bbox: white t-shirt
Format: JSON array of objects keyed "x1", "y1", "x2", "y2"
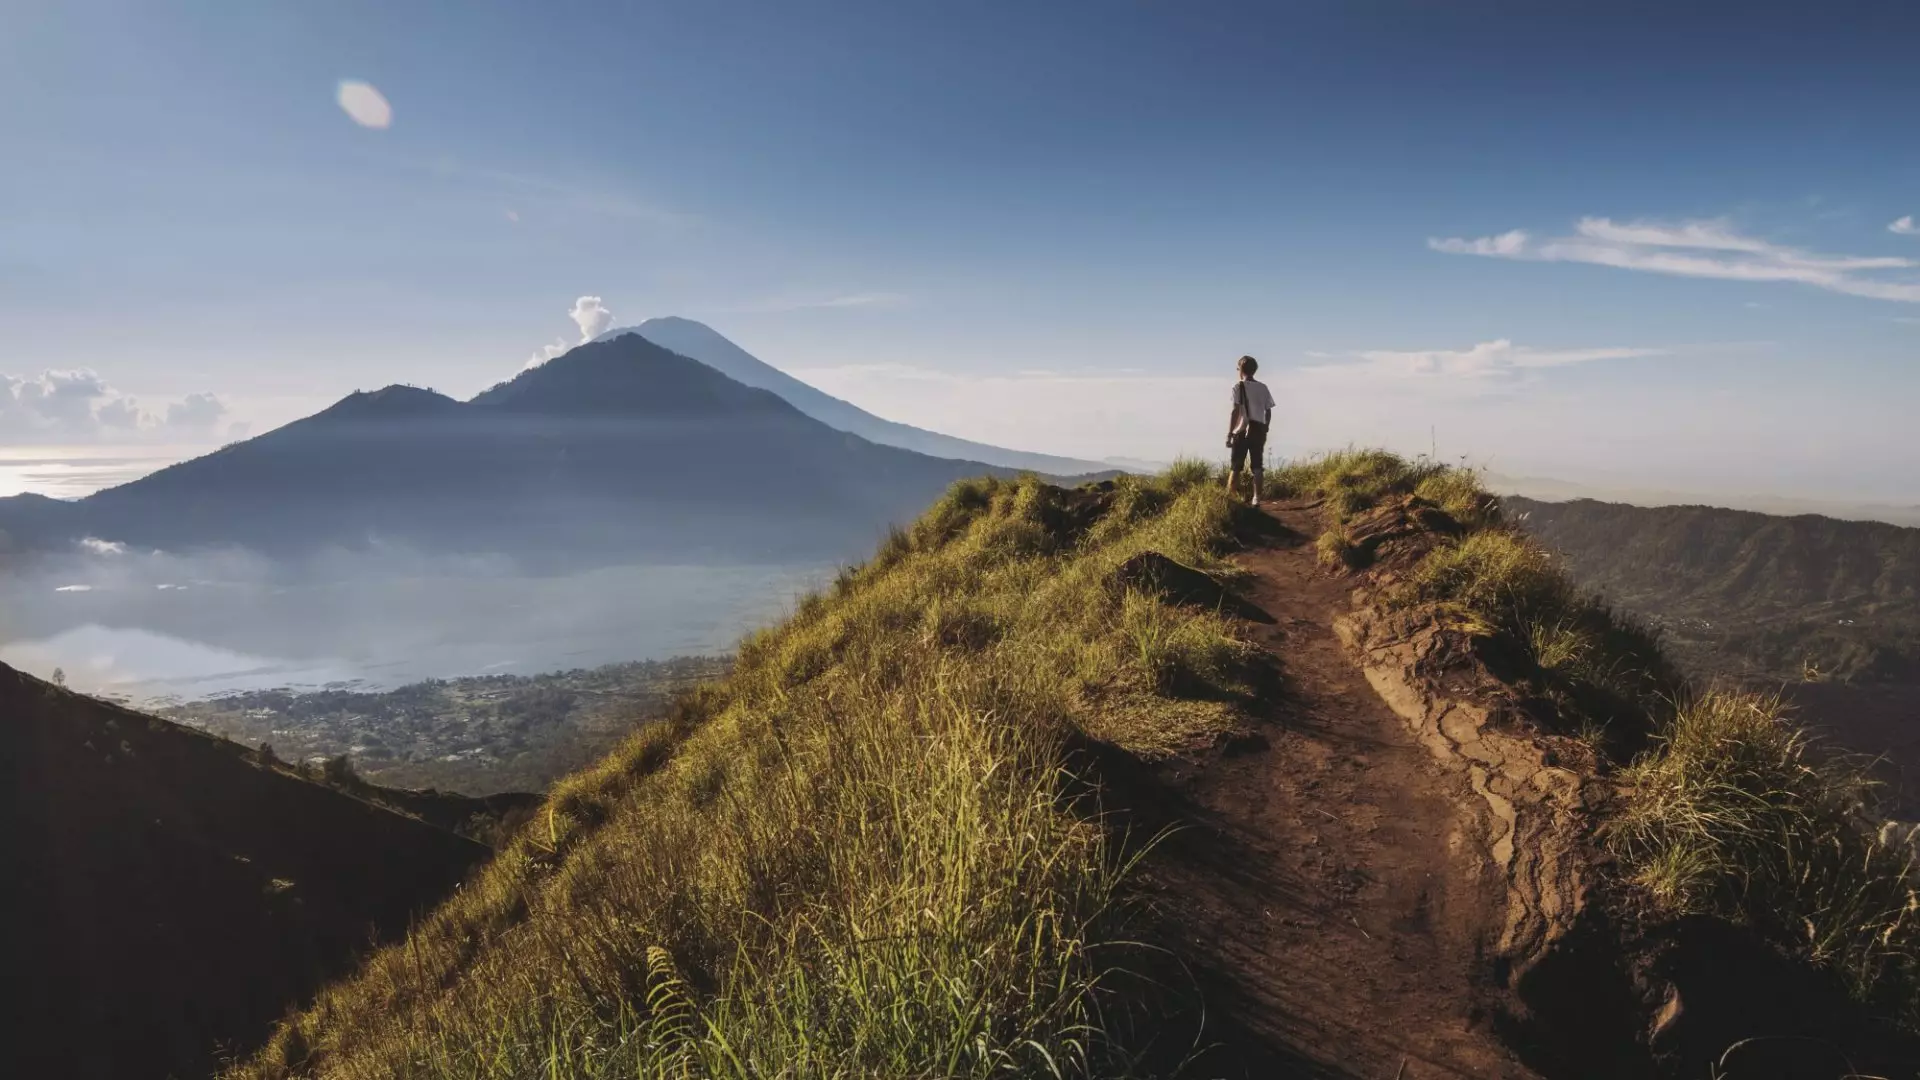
[{"x1": 1232, "y1": 378, "x2": 1275, "y2": 429}]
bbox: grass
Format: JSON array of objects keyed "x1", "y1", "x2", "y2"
[
  {"x1": 1275, "y1": 447, "x2": 1920, "y2": 1028},
  {"x1": 1277, "y1": 451, "x2": 1681, "y2": 746},
  {"x1": 228, "y1": 467, "x2": 1256, "y2": 1080},
  {"x1": 1610, "y1": 690, "x2": 1920, "y2": 1023}
]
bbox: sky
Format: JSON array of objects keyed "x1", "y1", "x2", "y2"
[{"x1": 3, "y1": 0, "x2": 1919, "y2": 501}]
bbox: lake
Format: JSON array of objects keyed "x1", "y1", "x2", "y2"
[{"x1": 0, "y1": 561, "x2": 831, "y2": 702}]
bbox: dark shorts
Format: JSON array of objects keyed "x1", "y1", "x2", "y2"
[{"x1": 1230, "y1": 421, "x2": 1268, "y2": 474}]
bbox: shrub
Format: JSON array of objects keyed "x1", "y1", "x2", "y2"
[{"x1": 1406, "y1": 528, "x2": 1567, "y2": 620}]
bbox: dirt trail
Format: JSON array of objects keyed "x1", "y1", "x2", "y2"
[{"x1": 1140, "y1": 503, "x2": 1538, "y2": 1079}]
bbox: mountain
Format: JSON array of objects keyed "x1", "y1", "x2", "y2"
[
  {"x1": 0, "y1": 335, "x2": 1050, "y2": 564},
  {"x1": 1506, "y1": 495, "x2": 1920, "y2": 684},
  {"x1": 1489, "y1": 471, "x2": 1920, "y2": 529},
  {"x1": 221, "y1": 461, "x2": 1920, "y2": 1080},
  {"x1": 1509, "y1": 494, "x2": 1920, "y2": 815},
  {"x1": 0, "y1": 662, "x2": 499, "y2": 1079},
  {"x1": 612, "y1": 316, "x2": 1114, "y2": 475}
]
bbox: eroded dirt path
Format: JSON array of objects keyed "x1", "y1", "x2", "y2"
[{"x1": 1139, "y1": 503, "x2": 1539, "y2": 1079}]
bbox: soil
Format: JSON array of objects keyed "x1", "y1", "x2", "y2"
[{"x1": 1133, "y1": 503, "x2": 1537, "y2": 1078}]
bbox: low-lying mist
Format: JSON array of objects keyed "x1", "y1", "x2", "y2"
[{"x1": 0, "y1": 538, "x2": 828, "y2": 701}]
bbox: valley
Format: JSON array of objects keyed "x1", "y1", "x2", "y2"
[
  {"x1": 161, "y1": 656, "x2": 728, "y2": 794},
  {"x1": 1507, "y1": 494, "x2": 1920, "y2": 813}
]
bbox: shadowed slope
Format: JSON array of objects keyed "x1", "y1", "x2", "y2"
[{"x1": 0, "y1": 663, "x2": 495, "y2": 1080}]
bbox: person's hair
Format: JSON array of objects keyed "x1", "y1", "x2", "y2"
[{"x1": 1237, "y1": 355, "x2": 1259, "y2": 376}]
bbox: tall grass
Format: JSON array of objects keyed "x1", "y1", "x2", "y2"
[
  {"x1": 1610, "y1": 691, "x2": 1920, "y2": 1023},
  {"x1": 1275, "y1": 449, "x2": 1679, "y2": 743},
  {"x1": 1274, "y1": 448, "x2": 1920, "y2": 1024},
  {"x1": 230, "y1": 471, "x2": 1254, "y2": 1079}
]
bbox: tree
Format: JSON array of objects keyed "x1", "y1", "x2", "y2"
[{"x1": 50, "y1": 667, "x2": 66, "y2": 687}]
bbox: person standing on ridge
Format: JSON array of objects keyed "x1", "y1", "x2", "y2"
[{"x1": 1226, "y1": 354, "x2": 1275, "y2": 507}]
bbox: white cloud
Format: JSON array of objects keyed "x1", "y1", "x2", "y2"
[
  {"x1": 1431, "y1": 216, "x2": 1920, "y2": 302},
  {"x1": 78, "y1": 537, "x2": 127, "y2": 556},
  {"x1": 805, "y1": 292, "x2": 906, "y2": 309},
  {"x1": 165, "y1": 392, "x2": 227, "y2": 430},
  {"x1": 526, "y1": 296, "x2": 619, "y2": 369},
  {"x1": 526, "y1": 338, "x2": 571, "y2": 370},
  {"x1": 1892, "y1": 215, "x2": 1918, "y2": 236},
  {"x1": 1427, "y1": 230, "x2": 1529, "y2": 257},
  {"x1": 336, "y1": 80, "x2": 393, "y2": 130},
  {"x1": 568, "y1": 296, "x2": 614, "y2": 341},
  {"x1": 1338, "y1": 339, "x2": 1664, "y2": 382},
  {"x1": 1275, "y1": 339, "x2": 1677, "y2": 404},
  {"x1": 0, "y1": 369, "x2": 236, "y2": 443},
  {"x1": 95, "y1": 397, "x2": 149, "y2": 429},
  {"x1": 744, "y1": 292, "x2": 910, "y2": 313}
]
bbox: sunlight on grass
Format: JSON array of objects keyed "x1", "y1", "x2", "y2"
[
  {"x1": 230, "y1": 470, "x2": 1255, "y2": 1079},
  {"x1": 1611, "y1": 691, "x2": 1920, "y2": 1023},
  {"x1": 1274, "y1": 446, "x2": 1920, "y2": 1026}
]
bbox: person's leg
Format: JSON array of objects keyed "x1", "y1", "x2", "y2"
[
  {"x1": 1247, "y1": 423, "x2": 1267, "y2": 506},
  {"x1": 1227, "y1": 436, "x2": 1247, "y2": 496}
]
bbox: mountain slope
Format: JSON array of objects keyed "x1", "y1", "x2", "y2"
[
  {"x1": 614, "y1": 316, "x2": 1114, "y2": 475},
  {"x1": 3, "y1": 335, "x2": 1022, "y2": 563},
  {"x1": 1506, "y1": 495, "x2": 1920, "y2": 682},
  {"x1": 0, "y1": 662, "x2": 497, "y2": 1080},
  {"x1": 226, "y1": 461, "x2": 1920, "y2": 1080}
]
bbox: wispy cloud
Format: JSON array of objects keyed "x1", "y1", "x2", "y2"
[
  {"x1": 1430, "y1": 216, "x2": 1920, "y2": 302},
  {"x1": 414, "y1": 158, "x2": 694, "y2": 229},
  {"x1": 1300, "y1": 340, "x2": 1667, "y2": 396},
  {"x1": 747, "y1": 292, "x2": 909, "y2": 313},
  {"x1": 1892, "y1": 215, "x2": 1919, "y2": 236},
  {"x1": 1428, "y1": 230, "x2": 1528, "y2": 257}
]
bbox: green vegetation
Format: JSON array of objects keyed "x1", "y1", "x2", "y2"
[
  {"x1": 1275, "y1": 450, "x2": 1677, "y2": 746},
  {"x1": 1612, "y1": 691, "x2": 1920, "y2": 1023},
  {"x1": 164, "y1": 658, "x2": 727, "y2": 794},
  {"x1": 1506, "y1": 495, "x2": 1920, "y2": 684},
  {"x1": 232, "y1": 469, "x2": 1257, "y2": 1079},
  {"x1": 1278, "y1": 449, "x2": 1920, "y2": 1027},
  {"x1": 224, "y1": 451, "x2": 1920, "y2": 1077}
]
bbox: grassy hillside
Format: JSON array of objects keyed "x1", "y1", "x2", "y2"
[
  {"x1": 233, "y1": 468, "x2": 1260, "y2": 1078},
  {"x1": 1505, "y1": 495, "x2": 1920, "y2": 683},
  {"x1": 1282, "y1": 454, "x2": 1920, "y2": 1034},
  {"x1": 230, "y1": 457, "x2": 1920, "y2": 1077},
  {"x1": 0, "y1": 664, "x2": 502, "y2": 1080}
]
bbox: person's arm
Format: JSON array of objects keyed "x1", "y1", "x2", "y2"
[{"x1": 1227, "y1": 383, "x2": 1244, "y2": 437}]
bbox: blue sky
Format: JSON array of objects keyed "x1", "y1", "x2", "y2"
[{"x1": 3, "y1": 0, "x2": 1918, "y2": 500}]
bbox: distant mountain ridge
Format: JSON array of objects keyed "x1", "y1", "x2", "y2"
[
  {"x1": 0, "y1": 334, "x2": 1055, "y2": 564},
  {"x1": 1507, "y1": 495, "x2": 1920, "y2": 683},
  {"x1": 1490, "y1": 471, "x2": 1920, "y2": 529},
  {"x1": 610, "y1": 317, "x2": 1112, "y2": 476}
]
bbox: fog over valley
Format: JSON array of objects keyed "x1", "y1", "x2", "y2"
[{"x1": 0, "y1": 539, "x2": 826, "y2": 699}]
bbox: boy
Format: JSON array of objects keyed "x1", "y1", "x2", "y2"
[{"x1": 1226, "y1": 355, "x2": 1274, "y2": 507}]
